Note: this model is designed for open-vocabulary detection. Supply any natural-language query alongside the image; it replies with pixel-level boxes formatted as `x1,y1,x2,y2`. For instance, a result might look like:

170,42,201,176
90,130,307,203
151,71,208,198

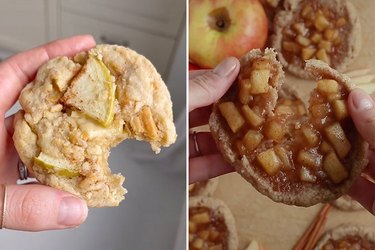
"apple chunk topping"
280,2,351,68
257,149,282,176
215,51,356,189
323,151,348,183
62,54,116,127
324,123,351,159
189,207,229,250
218,102,244,133
243,130,263,151
249,69,270,94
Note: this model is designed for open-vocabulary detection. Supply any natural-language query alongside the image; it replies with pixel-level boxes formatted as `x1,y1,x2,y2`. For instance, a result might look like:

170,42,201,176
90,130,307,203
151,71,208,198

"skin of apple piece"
33,153,80,178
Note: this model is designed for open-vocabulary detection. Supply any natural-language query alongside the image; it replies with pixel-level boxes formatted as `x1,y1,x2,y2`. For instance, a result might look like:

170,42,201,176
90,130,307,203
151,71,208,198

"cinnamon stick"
304,204,331,249
293,204,331,250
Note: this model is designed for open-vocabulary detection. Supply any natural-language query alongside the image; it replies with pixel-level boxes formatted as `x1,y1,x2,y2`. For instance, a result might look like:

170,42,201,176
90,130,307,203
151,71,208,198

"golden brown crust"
189,178,219,197
209,50,368,207
189,196,239,250
314,224,375,249
271,0,362,79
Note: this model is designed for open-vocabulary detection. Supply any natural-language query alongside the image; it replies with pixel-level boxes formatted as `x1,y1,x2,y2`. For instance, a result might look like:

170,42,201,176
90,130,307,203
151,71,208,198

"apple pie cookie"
209,48,367,206
13,45,177,207
189,178,219,197
189,196,239,250
314,224,375,250
272,0,361,79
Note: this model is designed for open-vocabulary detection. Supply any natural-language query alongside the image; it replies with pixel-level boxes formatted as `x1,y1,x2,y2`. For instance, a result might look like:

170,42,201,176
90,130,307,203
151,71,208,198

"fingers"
348,177,375,215
189,69,211,78
189,132,219,158
189,57,240,112
189,154,234,183
361,147,375,180
348,89,375,148
189,106,213,128
4,114,14,135
0,35,96,112
3,184,87,231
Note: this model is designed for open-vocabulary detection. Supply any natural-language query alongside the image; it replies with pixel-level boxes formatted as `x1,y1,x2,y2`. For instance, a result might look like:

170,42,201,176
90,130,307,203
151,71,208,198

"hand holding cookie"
189,58,240,183
348,89,375,215
0,35,95,231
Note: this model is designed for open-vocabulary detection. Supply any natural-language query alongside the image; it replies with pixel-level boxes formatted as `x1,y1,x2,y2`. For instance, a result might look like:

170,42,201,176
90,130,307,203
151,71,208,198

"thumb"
189,57,240,112
348,89,375,147
3,184,88,231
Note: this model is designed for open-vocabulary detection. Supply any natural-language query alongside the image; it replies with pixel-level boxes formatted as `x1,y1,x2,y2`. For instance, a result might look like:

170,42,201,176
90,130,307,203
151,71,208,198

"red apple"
189,0,268,69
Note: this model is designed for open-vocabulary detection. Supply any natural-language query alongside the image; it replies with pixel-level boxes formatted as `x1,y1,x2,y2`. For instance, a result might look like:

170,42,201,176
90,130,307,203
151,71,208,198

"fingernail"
352,89,374,111
213,57,238,77
58,196,87,227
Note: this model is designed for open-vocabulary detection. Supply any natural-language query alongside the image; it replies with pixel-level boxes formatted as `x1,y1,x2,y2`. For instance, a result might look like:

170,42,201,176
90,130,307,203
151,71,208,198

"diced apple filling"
198,230,210,240
191,212,210,224
319,40,332,51
219,102,245,133
189,221,197,233
316,48,330,64
252,60,271,70
274,145,293,170
324,123,351,158
297,151,321,168
292,23,308,35
317,79,339,95
243,130,263,151
311,33,322,44
296,103,307,115
300,166,317,183
208,245,223,250
264,120,285,142
192,238,204,249
302,47,317,60
301,126,320,147
275,105,294,116
209,230,220,241
323,151,349,183
314,13,330,31
296,35,311,47
320,140,334,154
241,105,263,127
257,149,282,175
249,69,270,94
283,41,301,53
332,100,348,120
239,79,252,104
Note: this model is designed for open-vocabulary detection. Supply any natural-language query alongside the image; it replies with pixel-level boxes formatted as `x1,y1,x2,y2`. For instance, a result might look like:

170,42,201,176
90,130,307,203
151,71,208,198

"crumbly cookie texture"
13,45,177,207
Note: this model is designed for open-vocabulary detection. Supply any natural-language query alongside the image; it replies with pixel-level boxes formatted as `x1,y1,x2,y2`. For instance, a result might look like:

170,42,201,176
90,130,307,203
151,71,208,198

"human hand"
0,35,95,231
189,58,240,183
347,89,375,214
